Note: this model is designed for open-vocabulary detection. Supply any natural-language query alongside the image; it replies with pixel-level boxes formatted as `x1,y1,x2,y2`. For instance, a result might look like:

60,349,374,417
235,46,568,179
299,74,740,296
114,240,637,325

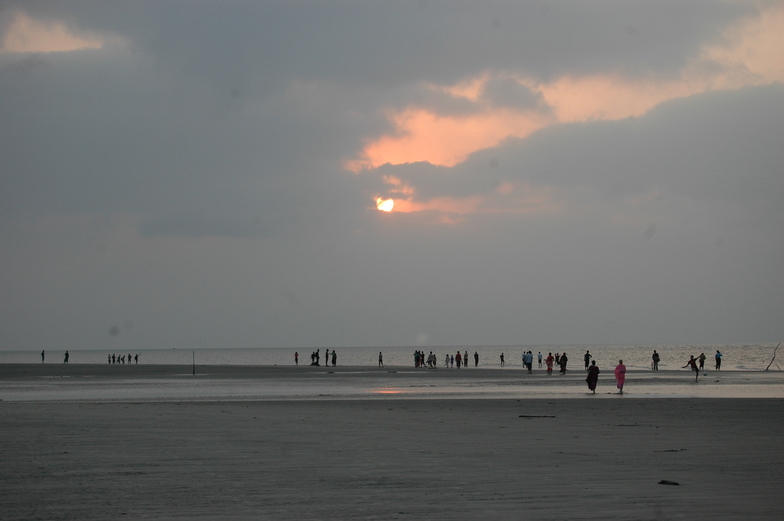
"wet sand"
1,363,783,401
2,365,783,520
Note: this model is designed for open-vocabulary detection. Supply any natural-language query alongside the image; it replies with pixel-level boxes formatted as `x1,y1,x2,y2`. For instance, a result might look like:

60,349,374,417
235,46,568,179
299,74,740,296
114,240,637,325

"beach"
2,365,783,520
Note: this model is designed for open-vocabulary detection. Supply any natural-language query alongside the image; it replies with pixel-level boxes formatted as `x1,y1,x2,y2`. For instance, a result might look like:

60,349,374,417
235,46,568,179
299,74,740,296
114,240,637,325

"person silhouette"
586,360,600,393
64,351,69,363
683,356,699,381
41,350,45,363
559,352,568,374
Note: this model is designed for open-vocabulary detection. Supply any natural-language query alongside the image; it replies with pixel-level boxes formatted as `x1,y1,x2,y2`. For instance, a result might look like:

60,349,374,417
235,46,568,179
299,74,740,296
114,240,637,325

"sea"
1,343,779,371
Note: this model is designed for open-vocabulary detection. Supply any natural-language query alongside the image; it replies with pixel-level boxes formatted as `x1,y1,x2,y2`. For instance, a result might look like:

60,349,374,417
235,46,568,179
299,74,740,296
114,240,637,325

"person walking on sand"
524,351,534,374
715,350,722,370
500,353,505,366
464,351,469,368
455,352,462,368
474,351,479,367
698,353,706,371
683,355,699,381
294,351,299,365
559,352,568,374
331,350,337,366
134,353,139,364
586,360,600,393
546,353,554,375
652,350,660,371
614,360,626,394
538,352,542,368
41,350,45,363
584,350,592,370
64,351,69,363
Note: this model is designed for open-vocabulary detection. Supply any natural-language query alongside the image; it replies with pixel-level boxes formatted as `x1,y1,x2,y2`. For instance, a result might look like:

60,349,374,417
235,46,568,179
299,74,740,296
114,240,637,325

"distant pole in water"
192,350,195,376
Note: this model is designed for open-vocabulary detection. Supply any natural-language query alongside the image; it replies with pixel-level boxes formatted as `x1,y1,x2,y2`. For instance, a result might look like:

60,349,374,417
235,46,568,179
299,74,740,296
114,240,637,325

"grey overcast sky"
1,1,782,351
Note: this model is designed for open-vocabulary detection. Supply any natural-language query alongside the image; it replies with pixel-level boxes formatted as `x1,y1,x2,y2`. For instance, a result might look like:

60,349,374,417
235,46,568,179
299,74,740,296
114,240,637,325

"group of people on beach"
414,350,439,368
443,351,480,368
681,351,722,380
302,349,337,367
542,352,569,375
108,353,138,364
297,348,726,391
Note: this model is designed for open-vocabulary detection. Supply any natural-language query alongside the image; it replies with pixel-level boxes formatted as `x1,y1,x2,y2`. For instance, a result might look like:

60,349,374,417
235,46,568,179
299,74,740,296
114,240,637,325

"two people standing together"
585,359,626,395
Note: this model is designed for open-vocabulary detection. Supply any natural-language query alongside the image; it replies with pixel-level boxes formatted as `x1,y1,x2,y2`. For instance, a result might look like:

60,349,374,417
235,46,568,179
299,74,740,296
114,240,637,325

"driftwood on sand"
765,342,781,371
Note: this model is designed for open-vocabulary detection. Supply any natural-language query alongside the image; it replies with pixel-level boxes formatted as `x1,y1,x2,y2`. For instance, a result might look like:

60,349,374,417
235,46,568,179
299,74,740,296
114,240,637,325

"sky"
1,1,782,352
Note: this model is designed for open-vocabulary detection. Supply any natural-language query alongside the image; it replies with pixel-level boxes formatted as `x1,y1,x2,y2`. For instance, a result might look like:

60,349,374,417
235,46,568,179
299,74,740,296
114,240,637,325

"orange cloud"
347,107,551,171
2,11,104,53
352,3,784,220
701,2,784,84
349,3,783,174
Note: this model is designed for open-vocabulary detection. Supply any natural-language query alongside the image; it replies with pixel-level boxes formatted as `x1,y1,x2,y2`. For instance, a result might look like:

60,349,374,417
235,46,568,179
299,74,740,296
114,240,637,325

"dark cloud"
480,76,546,109
3,1,753,89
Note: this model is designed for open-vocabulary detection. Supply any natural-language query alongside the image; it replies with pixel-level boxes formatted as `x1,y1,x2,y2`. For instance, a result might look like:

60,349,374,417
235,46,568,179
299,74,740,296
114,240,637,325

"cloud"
344,1,784,227
1,2,782,350
364,83,784,231
1,11,103,53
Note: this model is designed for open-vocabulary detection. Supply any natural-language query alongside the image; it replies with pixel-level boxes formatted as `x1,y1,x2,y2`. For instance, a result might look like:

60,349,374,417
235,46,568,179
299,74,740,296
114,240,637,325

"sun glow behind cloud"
347,3,784,220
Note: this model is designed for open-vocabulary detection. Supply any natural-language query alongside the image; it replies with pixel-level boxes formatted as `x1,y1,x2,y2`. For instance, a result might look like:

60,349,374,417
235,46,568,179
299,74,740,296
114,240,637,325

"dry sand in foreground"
2,398,783,520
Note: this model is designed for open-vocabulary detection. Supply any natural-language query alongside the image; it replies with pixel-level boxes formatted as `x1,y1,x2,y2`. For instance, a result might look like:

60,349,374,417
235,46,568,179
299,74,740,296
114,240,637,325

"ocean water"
1,343,779,371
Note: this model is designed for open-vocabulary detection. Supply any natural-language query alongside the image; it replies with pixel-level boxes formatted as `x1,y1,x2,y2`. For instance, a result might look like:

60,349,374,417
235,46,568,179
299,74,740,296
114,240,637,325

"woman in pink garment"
614,360,626,395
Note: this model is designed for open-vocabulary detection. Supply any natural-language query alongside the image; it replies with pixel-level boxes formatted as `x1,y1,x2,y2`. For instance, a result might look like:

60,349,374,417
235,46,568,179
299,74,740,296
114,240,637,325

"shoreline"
2,364,782,402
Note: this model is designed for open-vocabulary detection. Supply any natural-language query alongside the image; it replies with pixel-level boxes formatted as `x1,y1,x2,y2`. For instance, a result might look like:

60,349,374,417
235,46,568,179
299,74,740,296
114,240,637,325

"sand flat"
2,394,783,520
2,365,783,519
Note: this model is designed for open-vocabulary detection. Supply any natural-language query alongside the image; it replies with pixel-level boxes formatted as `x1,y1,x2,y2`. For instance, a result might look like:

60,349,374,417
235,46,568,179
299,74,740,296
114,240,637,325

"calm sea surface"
1,343,779,371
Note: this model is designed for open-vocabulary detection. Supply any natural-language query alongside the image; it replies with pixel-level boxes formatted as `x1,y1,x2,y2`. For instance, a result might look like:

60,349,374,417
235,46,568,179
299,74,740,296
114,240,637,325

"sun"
376,197,394,212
